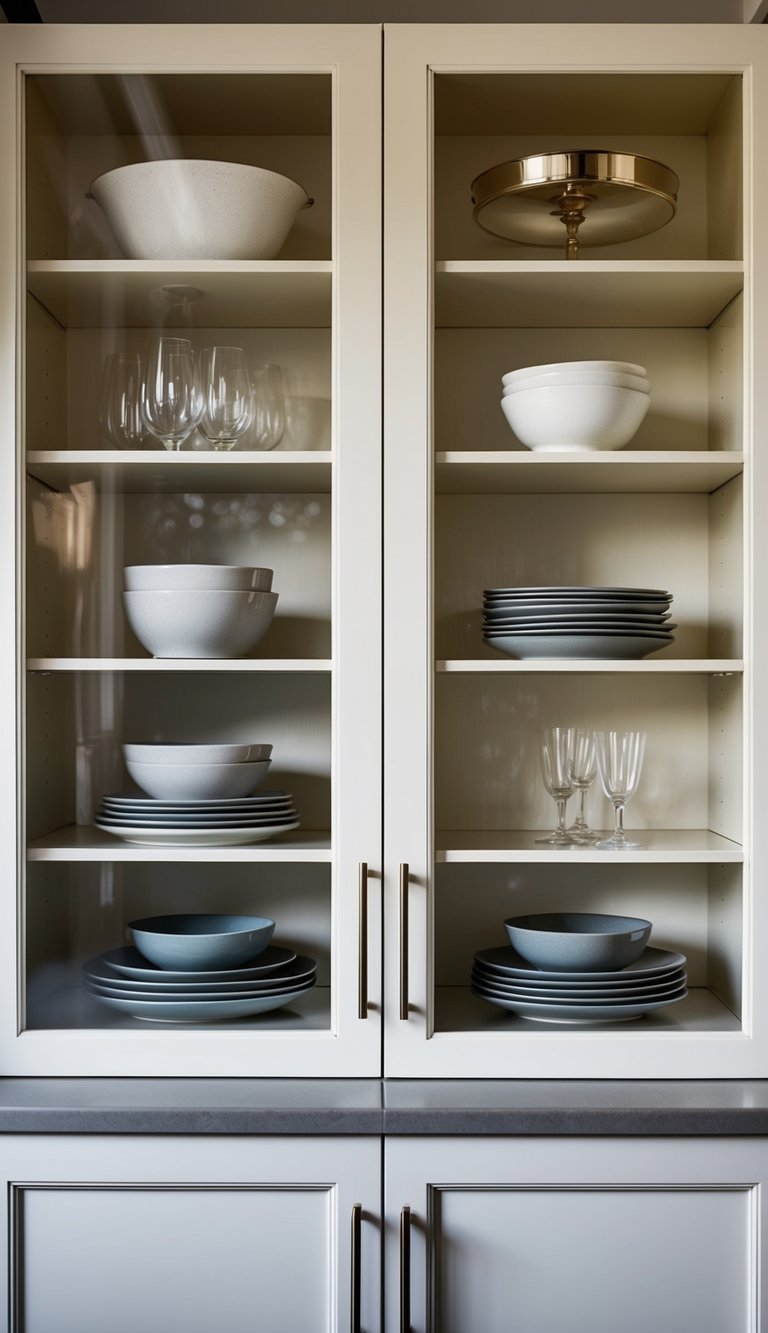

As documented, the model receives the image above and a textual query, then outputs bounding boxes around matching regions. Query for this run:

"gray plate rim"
[99,944,298,981]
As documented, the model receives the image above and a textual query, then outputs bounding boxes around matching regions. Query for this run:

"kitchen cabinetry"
[0,25,381,1075]
[0,1134,381,1333]
[385,1135,768,1333]
[384,23,768,1077]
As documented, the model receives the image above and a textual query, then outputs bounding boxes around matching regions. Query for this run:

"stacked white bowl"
[500,360,651,452]
[123,564,278,658]
[122,742,273,801]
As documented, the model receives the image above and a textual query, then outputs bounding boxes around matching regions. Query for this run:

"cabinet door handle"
[358,862,368,1020]
[351,1202,362,1333]
[399,863,410,1020]
[400,1204,411,1333]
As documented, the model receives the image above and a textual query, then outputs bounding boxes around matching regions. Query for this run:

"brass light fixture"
[471,150,679,259]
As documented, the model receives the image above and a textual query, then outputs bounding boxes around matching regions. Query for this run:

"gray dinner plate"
[95,811,299,827]
[472,961,686,993]
[85,952,316,993]
[100,944,298,982]
[471,983,688,1023]
[101,790,294,810]
[483,606,672,622]
[84,978,317,1022]
[483,587,671,598]
[475,944,687,982]
[84,967,317,999]
[483,620,677,634]
[485,632,674,659]
[471,970,686,1002]
[94,820,301,847]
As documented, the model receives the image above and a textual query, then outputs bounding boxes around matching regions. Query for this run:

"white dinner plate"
[471,984,688,1023]
[84,978,317,1022]
[101,789,294,810]
[94,820,301,846]
[95,812,299,827]
[484,632,673,659]
[475,945,687,982]
[100,944,298,982]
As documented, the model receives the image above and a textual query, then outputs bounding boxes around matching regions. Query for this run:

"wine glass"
[567,727,599,844]
[594,730,646,850]
[141,336,203,452]
[197,345,254,452]
[251,362,286,450]
[535,726,576,846]
[99,352,145,450]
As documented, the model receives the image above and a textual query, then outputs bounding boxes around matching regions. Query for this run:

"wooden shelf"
[27,658,332,673]
[435,451,745,496]
[27,826,332,862]
[437,659,744,674]
[26,450,332,495]
[435,261,744,329]
[436,829,743,863]
[27,260,332,329]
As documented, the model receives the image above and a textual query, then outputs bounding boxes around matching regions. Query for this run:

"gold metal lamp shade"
[471,150,679,259]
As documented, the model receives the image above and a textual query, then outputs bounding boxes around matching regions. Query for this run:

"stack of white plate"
[483,586,675,659]
[471,945,688,1024]
[82,945,317,1023]
[94,789,300,847]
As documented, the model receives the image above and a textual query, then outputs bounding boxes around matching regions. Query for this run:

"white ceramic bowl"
[88,159,312,260]
[500,382,650,452]
[502,370,650,395]
[123,742,273,766]
[123,589,278,658]
[125,757,271,801]
[124,565,274,593]
[501,360,646,386]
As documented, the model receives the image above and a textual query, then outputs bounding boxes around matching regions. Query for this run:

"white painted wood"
[1,23,382,1075]
[0,1135,380,1333]
[435,261,744,327]
[385,1137,767,1333]
[435,453,745,495]
[27,658,333,672]
[384,23,768,1078]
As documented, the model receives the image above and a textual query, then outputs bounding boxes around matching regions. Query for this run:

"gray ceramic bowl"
[123,742,272,765]
[123,588,278,658]
[124,565,274,593]
[504,912,652,972]
[125,757,270,800]
[129,913,275,971]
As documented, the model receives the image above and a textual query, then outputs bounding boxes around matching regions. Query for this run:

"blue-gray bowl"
[129,913,275,971]
[504,912,652,973]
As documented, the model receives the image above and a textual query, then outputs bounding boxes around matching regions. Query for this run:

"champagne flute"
[535,726,576,846]
[99,352,145,450]
[141,336,203,452]
[251,362,286,450]
[595,730,646,850]
[567,727,599,844]
[197,345,254,452]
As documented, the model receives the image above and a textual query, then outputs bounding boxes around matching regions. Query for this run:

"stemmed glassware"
[251,362,286,450]
[535,726,576,846]
[141,336,203,452]
[594,730,646,850]
[197,345,255,452]
[567,727,599,844]
[99,352,145,450]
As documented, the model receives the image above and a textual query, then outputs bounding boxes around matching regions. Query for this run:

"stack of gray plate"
[83,945,317,1023]
[482,586,675,659]
[471,945,688,1024]
[94,789,300,847]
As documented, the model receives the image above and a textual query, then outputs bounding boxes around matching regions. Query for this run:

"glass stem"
[556,796,568,835]
[574,786,587,829]
[613,799,626,842]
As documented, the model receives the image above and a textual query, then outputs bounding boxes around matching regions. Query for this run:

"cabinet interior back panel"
[435,673,742,838]
[26,482,331,660]
[435,324,740,455]
[26,672,331,834]
[435,490,743,661]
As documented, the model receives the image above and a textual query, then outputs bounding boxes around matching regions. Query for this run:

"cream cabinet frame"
[0,24,382,1076]
[384,24,768,1077]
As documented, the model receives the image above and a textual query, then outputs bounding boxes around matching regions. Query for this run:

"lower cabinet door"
[0,1135,381,1333]
[385,1136,768,1333]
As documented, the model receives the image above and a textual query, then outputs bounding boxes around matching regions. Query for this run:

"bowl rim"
[505,912,653,938]
[122,588,278,603]
[88,158,311,204]
[129,913,275,938]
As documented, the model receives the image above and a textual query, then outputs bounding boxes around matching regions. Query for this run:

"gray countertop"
[1,1078,768,1134]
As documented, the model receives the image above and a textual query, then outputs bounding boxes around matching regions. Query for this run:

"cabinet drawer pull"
[358,862,369,1020]
[400,1204,411,1333]
[351,1201,362,1333]
[399,863,409,1020]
